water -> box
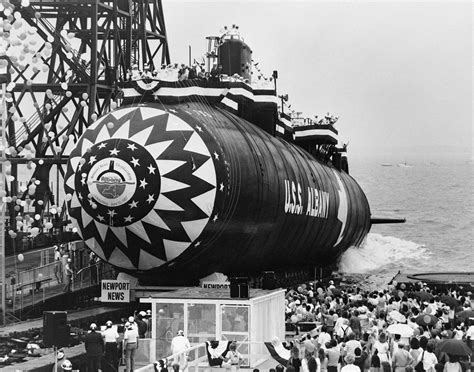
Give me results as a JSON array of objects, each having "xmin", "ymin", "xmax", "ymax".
[{"xmin": 338, "ymin": 158, "xmax": 474, "ymax": 288}]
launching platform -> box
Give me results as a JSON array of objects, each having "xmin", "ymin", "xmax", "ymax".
[{"xmin": 138, "ymin": 287, "xmax": 285, "ymax": 363}]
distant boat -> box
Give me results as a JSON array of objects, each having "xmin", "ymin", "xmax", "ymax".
[
  {"xmin": 397, "ymin": 162, "xmax": 413, "ymax": 168},
  {"xmin": 381, "ymin": 163, "xmax": 393, "ymax": 167}
]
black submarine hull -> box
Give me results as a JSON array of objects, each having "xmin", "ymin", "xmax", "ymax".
[{"xmin": 64, "ymin": 102, "xmax": 371, "ymax": 285}]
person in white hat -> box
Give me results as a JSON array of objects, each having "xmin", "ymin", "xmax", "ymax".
[
  {"xmin": 84, "ymin": 323, "xmax": 103, "ymax": 372},
  {"xmin": 102, "ymin": 320, "xmax": 119, "ymax": 372},
  {"xmin": 59, "ymin": 359, "xmax": 72, "ymax": 372},
  {"xmin": 123, "ymin": 321, "xmax": 139, "ymax": 372},
  {"xmin": 136, "ymin": 311, "xmax": 148, "ymax": 338},
  {"xmin": 171, "ymin": 330, "xmax": 190, "ymax": 369}
]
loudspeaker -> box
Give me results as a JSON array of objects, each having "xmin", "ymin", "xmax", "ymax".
[
  {"xmin": 262, "ymin": 271, "xmax": 277, "ymax": 290},
  {"xmin": 230, "ymin": 277, "xmax": 249, "ymax": 299},
  {"xmin": 43, "ymin": 311, "xmax": 70, "ymax": 348}
]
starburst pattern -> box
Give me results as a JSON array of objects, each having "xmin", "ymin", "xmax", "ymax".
[{"xmin": 64, "ymin": 105, "xmax": 217, "ymax": 271}]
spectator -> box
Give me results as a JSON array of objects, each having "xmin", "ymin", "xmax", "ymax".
[
  {"xmin": 392, "ymin": 342, "xmax": 413, "ymax": 372},
  {"xmin": 63, "ymin": 258, "xmax": 74, "ymax": 293},
  {"xmin": 417, "ymin": 343, "xmax": 437, "ymax": 372},
  {"xmin": 342, "ymin": 354, "xmax": 361, "ymax": 372},
  {"xmin": 287, "ymin": 346, "xmax": 302, "ymax": 372},
  {"xmin": 123, "ymin": 321, "xmax": 139, "ymax": 372},
  {"xmin": 54, "ymin": 246, "xmax": 63, "ymax": 284},
  {"xmin": 102, "ymin": 320, "xmax": 119, "ymax": 372},
  {"xmin": 223, "ymin": 341, "xmax": 243, "ymax": 371},
  {"xmin": 84, "ymin": 323, "xmax": 103, "ymax": 372},
  {"xmin": 171, "ymin": 330, "xmax": 191, "ymax": 370}
]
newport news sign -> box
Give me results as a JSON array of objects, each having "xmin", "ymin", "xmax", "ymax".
[{"xmin": 101, "ymin": 280, "xmax": 131, "ymax": 302}]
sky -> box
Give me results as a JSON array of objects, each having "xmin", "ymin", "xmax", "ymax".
[{"xmin": 162, "ymin": 0, "xmax": 472, "ymax": 162}]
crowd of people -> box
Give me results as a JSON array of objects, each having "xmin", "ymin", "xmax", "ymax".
[
  {"xmin": 125, "ymin": 62, "xmax": 274, "ymax": 89},
  {"xmin": 278, "ymin": 279, "xmax": 473, "ymax": 372},
  {"xmin": 54, "ymin": 310, "xmax": 153, "ymax": 372},
  {"xmin": 50, "ymin": 277, "xmax": 473, "ymax": 372},
  {"xmin": 291, "ymin": 113, "xmax": 339, "ymax": 127}
]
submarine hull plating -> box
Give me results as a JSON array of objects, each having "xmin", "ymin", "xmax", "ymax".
[{"xmin": 64, "ymin": 103, "xmax": 370, "ymax": 285}]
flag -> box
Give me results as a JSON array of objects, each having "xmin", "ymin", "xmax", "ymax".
[
  {"xmin": 206, "ymin": 340, "xmax": 232, "ymax": 366},
  {"xmin": 264, "ymin": 342, "xmax": 290, "ymax": 365}
]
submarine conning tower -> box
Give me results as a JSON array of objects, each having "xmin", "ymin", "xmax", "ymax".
[{"xmin": 217, "ymin": 25, "xmax": 253, "ymax": 83}]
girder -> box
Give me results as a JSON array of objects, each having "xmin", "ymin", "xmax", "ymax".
[{"xmin": 1, "ymin": 0, "xmax": 170, "ymax": 246}]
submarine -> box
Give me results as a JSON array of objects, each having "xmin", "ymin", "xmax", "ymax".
[{"xmin": 64, "ymin": 26, "xmax": 375, "ymax": 286}]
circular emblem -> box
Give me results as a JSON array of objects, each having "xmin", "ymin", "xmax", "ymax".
[
  {"xmin": 64, "ymin": 105, "xmax": 218, "ymax": 271},
  {"xmin": 89, "ymin": 158, "xmax": 136, "ymax": 207},
  {"xmin": 74, "ymin": 138, "xmax": 161, "ymax": 227}
]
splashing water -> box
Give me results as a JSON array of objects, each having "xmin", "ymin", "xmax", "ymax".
[{"xmin": 337, "ymin": 233, "xmax": 430, "ymax": 290}]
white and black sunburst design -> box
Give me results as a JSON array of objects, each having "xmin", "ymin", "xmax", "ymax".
[{"xmin": 64, "ymin": 106, "xmax": 217, "ymax": 271}]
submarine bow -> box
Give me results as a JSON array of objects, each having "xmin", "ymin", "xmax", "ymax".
[{"xmin": 64, "ymin": 103, "xmax": 371, "ymax": 285}]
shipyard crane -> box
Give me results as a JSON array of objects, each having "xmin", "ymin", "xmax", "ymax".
[
  {"xmin": 2, "ymin": 0, "xmax": 170, "ymax": 247},
  {"xmin": 0, "ymin": 0, "xmax": 170, "ymax": 323}
]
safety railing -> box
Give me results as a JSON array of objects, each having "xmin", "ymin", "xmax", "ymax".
[
  {"xmin": 134, "ymin": 340, "xmax": 279, "ymax": 372},
  {"xmin": 73, "ymin": 262, "xmax": 115, "ymax": 291},
  {"xmin": 5, "ymin": 260, "xmax": 115, "ymax": 320}
]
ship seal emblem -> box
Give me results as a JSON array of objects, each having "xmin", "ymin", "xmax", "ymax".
[{"xmin": 88, "ymin": 158, "xmax": 137, "ymax": 207}]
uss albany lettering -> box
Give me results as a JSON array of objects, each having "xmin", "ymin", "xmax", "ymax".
[{"xmin": 284, "ymin": 179, "xmax": 329, "ymax": 218}]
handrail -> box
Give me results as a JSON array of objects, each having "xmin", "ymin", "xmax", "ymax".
[{"xmin": 138, "ymin": 340, "xmax": 279, "ymax": 372}]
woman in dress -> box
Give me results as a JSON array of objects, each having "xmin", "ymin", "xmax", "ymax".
[
  {"xmin": 373, "ymin": 333, "xmax": 390, "ymax": 366},
  {"xmin": 417, "ymin": 343, "xmax": 438, "ymax": 372}
]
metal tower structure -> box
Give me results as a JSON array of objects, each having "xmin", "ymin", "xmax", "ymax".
[
  {"xmin": 0, "ymin": 0, "xmax": 170, "ymax": 323},
  {"xmin": 6, "ymin": 0, "xmax": 170, "ymax": 225}
]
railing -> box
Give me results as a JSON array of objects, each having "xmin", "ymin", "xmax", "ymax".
[
  {"xmin": 134, "ymin": 340, "xmax": 279, "ymax": 372},
  {"xmin": 74, "ymin": 262, "xmax": 115, "ymax": 290},
  {"xmin": 4, "ymin": 259, "xmax": 115, "ymax": 321}
]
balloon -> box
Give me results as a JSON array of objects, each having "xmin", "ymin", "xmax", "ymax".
[
  {"xmin": 107, "ymin": 122, "xmax": 114, "ymax": 129},
  {"xmin": 34, "ymin": 214, "xmax": 40, "ymax": 220},
  {"xmin": 17, "ymin": 253, "xmax": 24, "ymax": 262},
  {"xmin": 30, "ymin": 227, "xmax": 40, "ymax": 237}
]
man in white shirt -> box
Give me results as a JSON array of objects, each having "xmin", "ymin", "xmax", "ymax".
[
  {"xmin": 171, "ymin": 330, "xmax": 191, "ymax": 369},
  {"xmin": 341, "ymin": 354, "xmax": 360, "ymax": 372},
  {"xmin": 317, "ymin": 326, "xmax": 332, "ymax": 350},
  {"xmin": 344, "ymin": 334, "xmax": 362, "ymax": 356},
  {"xmin": 124, "ymin": 322, "xmax": 139, "ymax": 372},
  {"xmin": 102, "ymin": 320, "xmax": 119, "ymax": 372}
]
